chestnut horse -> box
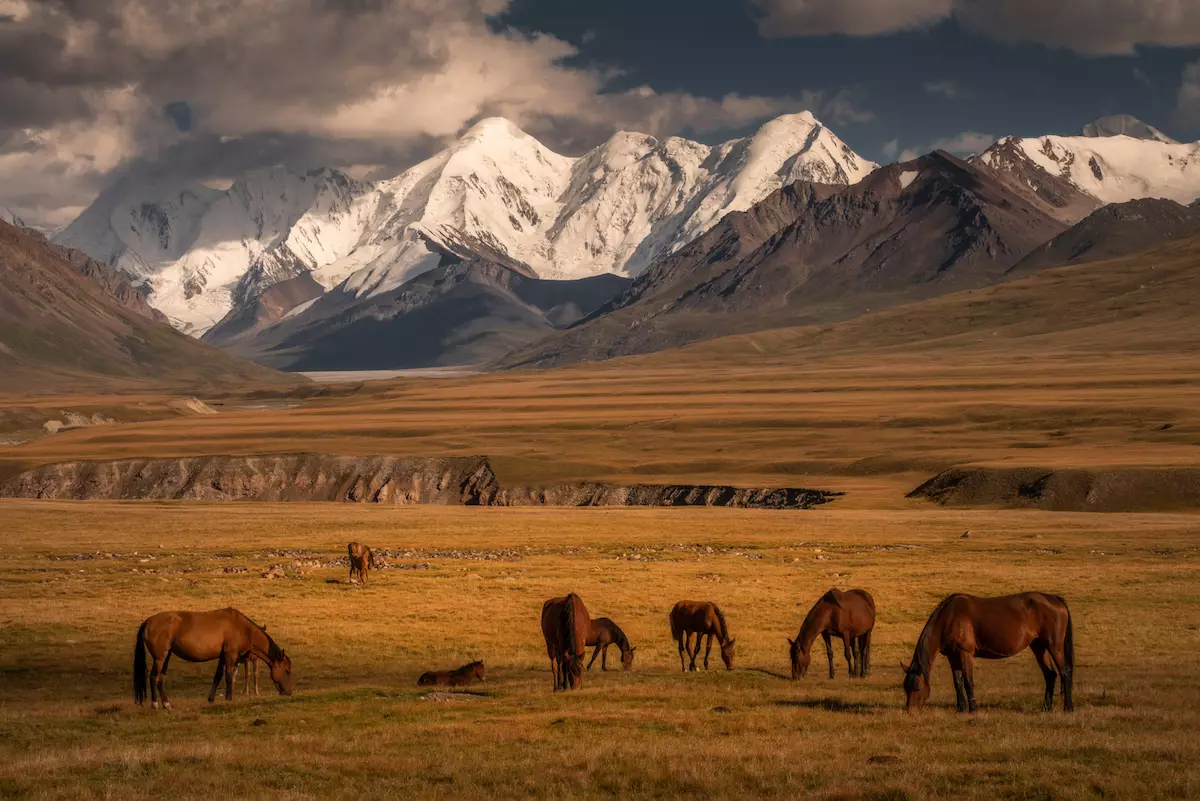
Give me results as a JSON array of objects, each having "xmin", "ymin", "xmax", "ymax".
[
  {"xmin": 903, "ymin": 592, "xmax": 1074, "ymax": 713},
  {"xmin": 541, "ymin": 593, "xmax": 590, "ymax": 690},
  {"xmin": 347, "ymin": 542, "xmax": 373, "ymax": 585},
  {"xmin": 133, "ymin": 608, "xmax": 293, "ymax": 709},
  {"xmin": 418, "ymin": 660, "xmax": 486, "ymax": 687},
  {"xmin": 789, "ymin": 589, "xmax": 875, "ymax": 680},
  {"xmin": 670, "ymin": 600, "xmax": 736, "ymax": 672},
  {"xmin": 585, "ymin": 617, "xmax": 637, "ymax": 671}
]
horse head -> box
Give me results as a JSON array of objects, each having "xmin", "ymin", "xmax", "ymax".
[
  {"xmin": 474, "ymin": 660, "xmax": 487, "ymax": 682},
  {"xmin": 566, "ymin": 653, "xmax": 584, "ymax": 689},
  {"xmin": 788, "ymin": 637, "xmax": 810, "ymax": 679},
  {"xmin": 901, "ymin": 661, "xmax": 929, "ymax": 711},
  {"xmin": 621, "ymin": 645, "xmax": 637, "ymax": 671},
  {"xmin": 720, "ymin": 637, "xmax": 736, "ymax": 670},
  {"xmin": 269, "ymin": 650, "xmax": 293, "ymax": 696}
]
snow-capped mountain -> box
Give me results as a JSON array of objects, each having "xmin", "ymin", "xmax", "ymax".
[
  {"xmin": 977, "ymin": 121, "xmax": 1200, "ymax": 208},
  {"xmin": 1081, "ymin": 114, "xmax": 1177, "ymax": 144},
  {"xmin": 55, "ymin": 168, "xmax": 378, "ymax": 334},
  {"xmin": 54, "ymin": 112, "xmax": 875, "ymax": 335}
]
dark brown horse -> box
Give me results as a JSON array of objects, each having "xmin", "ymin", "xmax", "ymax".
[
  {"xmin": 133, "ymin": 608, "xmax": 293, "ymax": 709},
  {"xmin": 418, "ymin": 660, "xmax": 486, "ymax": 687},
  {"xmin": 585, "ymin": 617, "xmax": 637, "ymax": 671},
  {"xmin": 348, "ymin": 542, "xmax": 373, "ymax": 585},
  {"xmin": 670, "ymin": 600, "xmax": 736, "ymax": 672},
  {"xmin": 903, "ymin": 592, "xmax": 1074, "ymax": 713},
  {"xmin": 541, "ymin": 593, "xmax": 591, "ymax": 690},
  {"xmin": 789, "ymin": 589, "xmax": 875, "ymax": 680}
]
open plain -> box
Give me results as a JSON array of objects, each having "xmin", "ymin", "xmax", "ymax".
[{"xmin": 3, "ymin": 246, "xmax": 1200, "ymax": 798}]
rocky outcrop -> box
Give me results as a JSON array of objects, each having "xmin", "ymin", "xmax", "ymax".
[
  {"xmin": 0, "ymin": 454, "xmax": 838, "ymax": 509},
  {"xmin": 908, "ymin": 467, "xmax": 1200, "ymax": 513}
]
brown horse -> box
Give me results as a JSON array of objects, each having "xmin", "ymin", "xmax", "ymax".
[
  {"xmin": 541, "ymin": 593, "xmax": 591, "ymax": 690},
  {"xmin": 418, "ymin": 660, "xmax": 487, "ymax": 687},
  {"xmin": 789, "ymin": 589, "xmax": 875, "ymax": 680},
  {"xmin": 235, "ymin": 652, "xmax": 260, "ymax": 696},
  {"xmin": 133, "ymin": 608, "xmax": 293, "ymax": 709},
  {"xmin": 903, "ymin": 592, "xmax": 1074, "ymax": 713},
  {"xmin": 347, "ymin": 542, "xmax": 373, "ymax": 585},
  {"xmin": 585, "ymin": 618, "xmax": 637, "ymax": 671},
  {"xmin": 670, "ymin": 600, "xmax": 736, "ymax": 672}
]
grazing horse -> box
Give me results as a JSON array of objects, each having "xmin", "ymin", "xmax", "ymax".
[
  {"xmin": 347, "ymin": 542, "xmax": 373, "ymax": 585},
  {"xmin": 541, "ymin": 593, "xmax": 591, "ymax": 690},
  {"xmin": 670, "ymin": 601, "xmax": 736, "ymax": 672},
  {"xmin": 418, "ymin": 660, "xmax": 487, "ymax": 687},
  {"xmin": 235, "ymin": 652, "xmax": 260, "ymax": 696},
  {"xmin": 133, "ymin": 608, "xmax": 293, "ymax": 709},
  {"xmin": 585, "ymin": 618, "xmax": 637, "ymax": 671},
  {"xmin": 789, "ymin": 589, "xmax": 875, "ymax": 680},
  {"xmin": 903, "ymin": 592, "xmax": 1074, "ymax": 713}
]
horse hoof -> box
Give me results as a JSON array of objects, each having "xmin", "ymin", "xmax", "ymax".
[
  {"xmin": 151, "ymin": 701, "xmax": 159, "ymax": 710},
  {"xmin": 163, "ymin": 702, "xmax": 171, "ymax": 711}
]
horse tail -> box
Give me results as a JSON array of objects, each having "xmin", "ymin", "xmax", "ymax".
[
  {"xmin": 133, "ymin": 619, "xmax": 148, "ymax": 705},
  {"xmin": 1062, "ymin": 598, "xmax": 1075, "ymax": 675},
  {"xmin": 669, "ymin": 607, "xmax": 680, "ymax": 640}
]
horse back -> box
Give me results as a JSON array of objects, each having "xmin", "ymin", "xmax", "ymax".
[{"xmin": 671, "ymin": 600, "xmax": 718, "ymax": 634}]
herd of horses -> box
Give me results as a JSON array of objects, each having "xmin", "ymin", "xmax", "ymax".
[{"xmin": 132, "ymin": 542, "xmax": 1076, "ymax": 713}]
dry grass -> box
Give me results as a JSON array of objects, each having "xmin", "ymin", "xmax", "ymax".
[{"xmin": 1, "ymin": 501, "xmax": 1198, "ymax": 799}]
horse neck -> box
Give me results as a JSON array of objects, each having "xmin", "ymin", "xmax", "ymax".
[
  {"xmin": 712, "ymin": 607, "xmax": 729, "ymax": 644},
  {"xmin": 610, "ymin": 623, "xmax": 630, "ymax": 652},
  {"xmin": 797, "ymin": 604, "xmax": 831, "ymax": 655},
  {"xmin": 910, "ymin": 617, "xmax": 943, "ymax": 679},
  {"xmin": 249, "ymin": 625, "xmax": 279, "ymax": 664}
]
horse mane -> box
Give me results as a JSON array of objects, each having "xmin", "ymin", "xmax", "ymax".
[
  {"xmin": 561, "ymin": 594, "xmax": 578, "ymax": 656},
  {"xmin": 910, "ymin": 594, "xmax": 959, "ymax": 679},
  {"xmin": 820, "ymin": 588, "xmax": 842, "ymax": 607},
  {"xmin": 238, "ymin": 610, "xmax": 284, "ymax": 662},
  {"xmin": 713, "ymin": 604, "xmax": 729, "ymax": 643},
  {"xmin": 610, "ymin": 621, "xmax": 629, "ymax": 650}
]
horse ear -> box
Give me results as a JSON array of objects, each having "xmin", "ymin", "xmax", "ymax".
[
  {"xmin": 899, "ymin": 661, "xmax": 910, "ymax": 674},
  {"xmin": 629, "ymin": 646, "xmax": 637, "ymax": 652},
  {"xmin": 787, "ymin": 637, "xmax": 795, "ymax": 646}
]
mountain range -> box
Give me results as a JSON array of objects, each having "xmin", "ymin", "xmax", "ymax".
[
  {"xmin": 40, "ymin": 112, "xmax": 1200, "ymax": 372},
  {"xmin": 0, "ymin": 220, "xmax": 290, "ymax": 392}
]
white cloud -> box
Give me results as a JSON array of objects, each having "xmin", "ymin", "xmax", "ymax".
[
  {"xmin": 924, "ymin": 80, "xmax": 964, "ymax": 99},
  {"xmin": 0, "ymin": 0, "xmax": 841, "ymax": 228},
  {"xmin": 752, "ymin": 0, "xmax": 1200, "ymax": 55},
  {"xmin": 1176, "ymin": 60, "xmax": 1200, "ymax": 129},
  {"xmin": 929, "ymin": 131, "xmax": 996, "ymax": 155},
  {"xmin": 881, "ymin": 139, "xmax": 899, "ymax": 160}
]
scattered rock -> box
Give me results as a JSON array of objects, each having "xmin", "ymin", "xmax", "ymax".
[
  {"xmin": 223, "ymin": 566, "xmax": 248, "ymax": 574},
  {"xmin": 867, "ymin": 755, "xmax": 900, "ymax": 765},
  {"xmin": 961, "ymin": 530, "xmax": 970, "ymax": 539},
  {"xmin": 251, "ymin": 719, "xmax": 268, "ymax": 727},
  {"xmin": 262, "ymin": 566, "xmax": 286, "ymax": 580},
  {"xmin": 711, "ymin": 706, "xmax": 732, "ymax": 713}
]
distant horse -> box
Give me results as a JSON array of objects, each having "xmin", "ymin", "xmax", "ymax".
[
  {"xmin": 670, "ymin": 601, "xmax": 736, "ymax": 672},
  {"xmin": 903, "ymin": 592, "xmax": 1074, "ymax": 713},
  {"xmin": 347, "ymin": 542, "xmax": 373, "ymax": 585},
  {"xmin": 585, "ymin": 618, "xmax": 637, "ymax": 671},
  {"xmin": 418, "ymin": 660, "xmax": 487, "ymax": 687},
  {"xmin": 133, "ymin": 608, "xmax": 293, "ymax": 709},
  {"xmin": 789, "ymin": 589, "xmax": 875, "ymax": 680},
  {"xmin": 541, "ymin": 593, "xmax": 591, "ymax": 690}
]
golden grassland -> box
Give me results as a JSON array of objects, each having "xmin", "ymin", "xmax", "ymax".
[
  {"xmin": 1, "ymin": 501, "xmax": 1198, "ymax": 799},
  {"xmin": 4, "ymin": 347, "xmax": 1200, "ymax": 510}
]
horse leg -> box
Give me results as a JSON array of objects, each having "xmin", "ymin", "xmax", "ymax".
[
  {"xmin": 223, "ymin": 652, "xmax": 237, "ymax": 701},
  {"xmin": 703, "ymin": 633, "xmax": 714, "ymax": 670},
  {"xmin": 1032, "ymin": 642, "xmax": 1057, "ymax": 712},
  {"xmin": 208, "ymin": 659, "xmax": 226, "ymax": 704},
  {"xmin": 254, "ymin": 658, "xmax": 260, "ymax": 696},
  {"xmin": 677, "ymin": 634, "xmax": 687, "ymax": 673},
  {"xmin": 862, "ymin": 629, "xmax": 873, "ymax": 676},
  {"xmin": 586, "ymin": 644, "xmax": 601, "ymax": 672},
  {"xmin": 948, "ymin": 651, "xmax": 967, "ymax": 712},
  {"xmin": 845, "ymin": 635, "xmax": 857, "ymax": 678},
  {"xmin": 602, "ymin": 644, "xmax": 609, "ymax": 671},
  {"xmin": 1048, "ymin": 641, "xmax": 1074, "ymax": 712},
  {"xmin": 960, "ymin": 651, "xmax": 978, "ymax": 713},
  {"xmin": 149, "ymin": 656, "xmax": 163, "ymax": 710},
  {"xmin": 822, "ymin": 632, "xmax": 834, "ymax": 679},
  {"xmin": 688, "ymin": 633, "xmax": 701, "ymax": 672},
  {"xmin": 549, "ymin": 655, "xmax": 559, "ymax": 690},
  {"xmin": 158, "ymin": 653, "xmax": 172, "ymax": 710}
]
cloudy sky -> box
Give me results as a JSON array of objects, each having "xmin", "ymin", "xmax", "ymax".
[{"xmin": 3, "ymin": 0, "xmax": 1200, "ymax": 228}]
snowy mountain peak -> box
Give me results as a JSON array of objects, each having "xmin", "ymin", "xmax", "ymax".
[
  {"xmin": 1081, "ymin": 114, "xmax": 1177, "ymax": 144},
  {"xmin": 55, "ymin": 111, "xmax": 876, "ymax": 334}
]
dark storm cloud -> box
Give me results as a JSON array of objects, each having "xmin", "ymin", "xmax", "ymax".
[{"xmin": 753, "ymin": 0, "xmax": 1200, "ymax": 55}]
